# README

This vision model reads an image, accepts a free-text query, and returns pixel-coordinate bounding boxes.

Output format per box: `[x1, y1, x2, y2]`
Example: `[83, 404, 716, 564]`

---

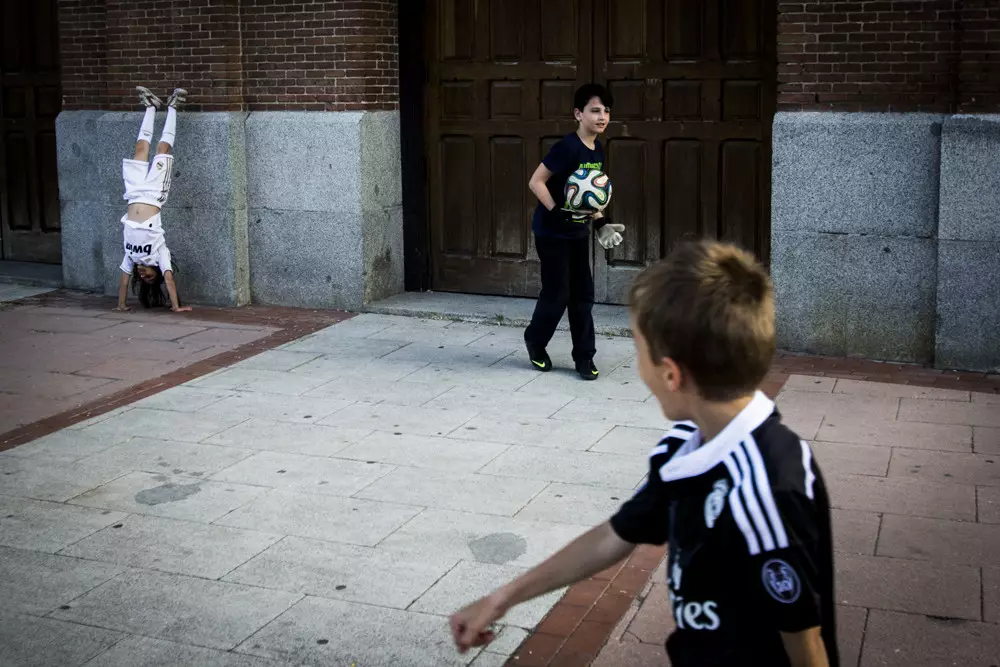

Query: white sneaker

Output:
[167, 88, 188, 109]
[136, 86, 163, 109]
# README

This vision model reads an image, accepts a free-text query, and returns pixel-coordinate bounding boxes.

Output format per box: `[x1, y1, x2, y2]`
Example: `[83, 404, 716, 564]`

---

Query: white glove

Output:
[597, 223, 625, 249]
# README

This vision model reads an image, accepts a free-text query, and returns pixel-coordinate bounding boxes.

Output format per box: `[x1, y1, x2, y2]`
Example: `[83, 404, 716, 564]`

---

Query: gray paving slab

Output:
[130, 386, 236, 412]
[81, 636, 289, 667]
[411, 559, 566, 629]
[67, 471, 269, 523]
[353, 467, 549, 516]
[426, 385, 576, 418]
[0, 497, 127, 553]
[551, 396, 669, 429]
[450, 413, 615, 451]
[0, 547, 124, 615]
[60, 514, 280, 579]
[318, 401, 478, 436]
[382, 342, 511, 367]
[399, 363, 538, 391]
[79, 408, 246, 443]
[210, 451, 395, 497]
[305, 376, 454, 406]
[196, 392, 355, 424]
[1, 429, 129, 464]
[188, 368, 333, 396]
[514, 482, 636, 525]
[234, 596, 479, 666]
[479, 445, 646, 489]
[76, 437, 256, 478]
[378, 508, 589, 568]
[589, 425, 666, 457]
[223, 536, 460, 609]
[287, 355, 430, 382]
[214, 490, 423, 546]
[517, 367, 651, 402]
[336, 431, 510, 473]
[277, 335, 406, 358]
[228, 350, 322, 372]
[0, 455, 127, 502]
[51, 569, 302, 651]
[0, 612, 122, 667]
[204, 418, 369, 457]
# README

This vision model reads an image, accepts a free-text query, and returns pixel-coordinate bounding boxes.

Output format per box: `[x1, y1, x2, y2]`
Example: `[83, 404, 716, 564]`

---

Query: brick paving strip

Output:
[0, 290, 354, 451]
[507, 362, 1000, 667]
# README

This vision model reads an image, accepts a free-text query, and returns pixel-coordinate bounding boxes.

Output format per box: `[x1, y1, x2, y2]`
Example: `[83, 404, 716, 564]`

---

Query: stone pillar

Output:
[936, 115, 1000, 372]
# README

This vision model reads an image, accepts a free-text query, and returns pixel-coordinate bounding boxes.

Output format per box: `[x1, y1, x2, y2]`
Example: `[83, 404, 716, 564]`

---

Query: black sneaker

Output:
[576, 359, 599, 381]
[526, 344, 552, 372]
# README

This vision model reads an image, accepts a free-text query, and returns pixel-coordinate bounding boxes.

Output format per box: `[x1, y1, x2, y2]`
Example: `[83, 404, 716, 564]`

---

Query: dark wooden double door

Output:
[425, 0, 776, 304]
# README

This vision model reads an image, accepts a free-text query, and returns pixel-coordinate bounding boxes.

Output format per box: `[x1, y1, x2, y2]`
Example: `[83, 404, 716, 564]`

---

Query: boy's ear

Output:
[660, 357, 684, 393]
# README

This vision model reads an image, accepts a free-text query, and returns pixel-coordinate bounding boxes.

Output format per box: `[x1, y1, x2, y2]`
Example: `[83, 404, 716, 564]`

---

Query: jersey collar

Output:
[658, 390, 776, 483]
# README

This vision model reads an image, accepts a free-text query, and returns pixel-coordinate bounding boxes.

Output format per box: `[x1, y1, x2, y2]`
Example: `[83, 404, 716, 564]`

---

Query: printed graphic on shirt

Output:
[761, 559, 802, 604]
[126, 242, 154, 256]
[578, 161, 603, 170]
[704, 478, 729, 528]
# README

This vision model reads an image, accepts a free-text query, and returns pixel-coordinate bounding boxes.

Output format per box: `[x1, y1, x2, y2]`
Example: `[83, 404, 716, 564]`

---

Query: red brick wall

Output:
[778, 1, 1000, 113]
[57, 0, 399, 112]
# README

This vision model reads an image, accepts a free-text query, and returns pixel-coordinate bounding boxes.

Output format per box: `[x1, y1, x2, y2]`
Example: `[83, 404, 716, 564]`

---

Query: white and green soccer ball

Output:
[564, 168, 612, 213]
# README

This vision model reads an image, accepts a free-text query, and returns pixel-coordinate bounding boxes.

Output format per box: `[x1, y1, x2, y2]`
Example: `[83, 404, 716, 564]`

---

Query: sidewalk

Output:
[1, 296, 998, 666]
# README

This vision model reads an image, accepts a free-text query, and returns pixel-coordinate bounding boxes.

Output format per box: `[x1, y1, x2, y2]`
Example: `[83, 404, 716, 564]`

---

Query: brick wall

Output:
[57, 0, 399, 112]
[777, 0, 1000, 113]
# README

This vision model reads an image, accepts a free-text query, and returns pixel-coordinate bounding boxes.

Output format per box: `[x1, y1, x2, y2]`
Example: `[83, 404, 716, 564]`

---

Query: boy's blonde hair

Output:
[628, 239, 775, 401]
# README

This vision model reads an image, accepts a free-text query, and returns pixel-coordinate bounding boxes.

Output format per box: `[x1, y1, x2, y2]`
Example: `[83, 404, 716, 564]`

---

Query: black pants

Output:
[524, 234, 595, 362]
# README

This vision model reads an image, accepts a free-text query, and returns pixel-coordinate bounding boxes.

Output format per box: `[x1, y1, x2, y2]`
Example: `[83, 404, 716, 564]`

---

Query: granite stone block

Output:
[936, 240, 1000, 372]
[939, 114, 1000, 242]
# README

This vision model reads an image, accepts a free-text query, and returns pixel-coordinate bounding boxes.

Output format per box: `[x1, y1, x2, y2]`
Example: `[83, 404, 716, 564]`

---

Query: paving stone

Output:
[305, 377, 453, 406]
[832, 509, 881, 555]
[984, 566, 999, 624]
[68, 471, 268, 523]
[211, 451, 394, 496]
[450, 414, 614, 451]
[809, 440, 892, 476]
[279, 336, 406, 358]
[624, 582, 671, 645]
[592, 640, 670, 667]
[81, 636, 287, 667]
[378, 508, 589, 568]
[232, 596, 474, 666]
[0, 546, 124, 615]
[860, 609, 1000, 667]
[204, 418, 368, 457]
[101, 321, 209, 340]
[78, 437, 256, 478]
[898, 398, 1000, 427]
[0, 455, 127, 502]
[61, 513, 280, 579]
[515, 482, 636, 525]
[214, 490, 423, 546]
[972, 391, 1000, 405]
[318, 401, 478, 437]
[65, 406, 133, 430]
[836, 604, 868, 667]
[479, 445, 646, 489]
[382, 342, 511, 367]
[980, 485, 1000, 524]
[398, 364, 538, 391]
[517, 370, 651, 402]
[229, 349, 322, 372]
[776, 390, 902, 423]
[589, 425, 668, 457]
[1, 312, 120, 334]
[80, 407, 245, 443]
[816, 418, 973, 452]
[337, 431, 509, 474]
[0, 496, 127, 553]
[354, 466, 547, 516]
[175, 327, 272, 347]
[288, 356, 429, 382]
[2, 429, 129, 464]
[876, 513, 1000, 567]
[974, 426, 1000, 454]
[132, 386, 236, 412]
[412, 560, 565, 629]
[196, 392, 354, 425]
[369, 322, 491, 346]
[482, 626, 531, 657]
[312, 312, 395, 338]
[427, 386, 576, 419]
[551, 397, 669, 429]
[833, 379, 971, 401]
[75, 357, 190, 382]
[784, 374, 836, 392]
[835, 553, 980, 620]
[189, 368, 332, 396]
[888, 448, 1000, 487]
[826, 474, 976, 521]
[0, 612, 122, 667]
[51, 569, 301, 651]
[224, 536, 459, 609]
[470, 651, 512, 667]
[0, 368, 116, 398]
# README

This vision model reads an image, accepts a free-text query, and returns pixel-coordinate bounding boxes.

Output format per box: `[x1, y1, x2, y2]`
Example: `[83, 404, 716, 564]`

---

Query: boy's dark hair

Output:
[574, 83, 613, 112]
[628, 239, 775, 401]
[130, 260, 180, 309]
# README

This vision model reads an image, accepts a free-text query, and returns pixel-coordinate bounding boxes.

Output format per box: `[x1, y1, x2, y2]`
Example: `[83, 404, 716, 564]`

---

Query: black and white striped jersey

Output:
[610, 391, 838, 667]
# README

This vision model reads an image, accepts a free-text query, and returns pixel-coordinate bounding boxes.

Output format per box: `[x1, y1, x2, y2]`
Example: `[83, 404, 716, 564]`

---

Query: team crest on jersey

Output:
[155, 160, 164, 171]
[761, 559, 801, 603]
[703, 478, 729, 528]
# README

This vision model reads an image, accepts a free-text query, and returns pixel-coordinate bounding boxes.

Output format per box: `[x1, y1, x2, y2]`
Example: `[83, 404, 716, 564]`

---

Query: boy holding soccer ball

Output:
[524, 84, 625, 381]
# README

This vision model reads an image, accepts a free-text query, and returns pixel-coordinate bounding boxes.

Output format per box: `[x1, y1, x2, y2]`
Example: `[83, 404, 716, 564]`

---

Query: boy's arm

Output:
[114, 271, 131, 311]
[781, 627, 830, 667]
[450, 522, 634, 653]
[163, 271, 191, 312]
[528, 162, 557, 211]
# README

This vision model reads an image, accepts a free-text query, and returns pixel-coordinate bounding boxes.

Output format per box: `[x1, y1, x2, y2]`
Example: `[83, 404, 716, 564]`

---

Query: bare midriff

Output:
[127, 202, 160, 223]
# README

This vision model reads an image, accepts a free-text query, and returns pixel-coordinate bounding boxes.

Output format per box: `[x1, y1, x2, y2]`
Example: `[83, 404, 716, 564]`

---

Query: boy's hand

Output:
[597, 223, 625, 249]
[449, 593, 507, 653]
[171, 306, 193, 313]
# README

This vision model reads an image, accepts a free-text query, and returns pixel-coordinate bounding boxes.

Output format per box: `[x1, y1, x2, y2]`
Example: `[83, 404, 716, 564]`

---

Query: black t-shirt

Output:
[609, 392, 839, 667]
[532, 132, 604, 239]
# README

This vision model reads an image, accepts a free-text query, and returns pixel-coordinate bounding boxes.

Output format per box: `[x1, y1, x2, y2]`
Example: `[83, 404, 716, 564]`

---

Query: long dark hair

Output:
[130, 259, 181, 309]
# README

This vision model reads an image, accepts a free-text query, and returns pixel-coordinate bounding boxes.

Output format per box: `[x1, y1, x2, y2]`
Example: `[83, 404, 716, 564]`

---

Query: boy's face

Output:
[575, 96, 610, 135]
[631, 316, 692, 422]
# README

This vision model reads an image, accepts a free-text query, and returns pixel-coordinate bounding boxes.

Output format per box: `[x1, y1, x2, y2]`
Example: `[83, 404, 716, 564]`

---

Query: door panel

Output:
[1, 0, 62, 263]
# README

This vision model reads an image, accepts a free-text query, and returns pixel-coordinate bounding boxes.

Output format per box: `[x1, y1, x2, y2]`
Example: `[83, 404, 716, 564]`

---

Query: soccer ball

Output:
[564, 168, 612, 213]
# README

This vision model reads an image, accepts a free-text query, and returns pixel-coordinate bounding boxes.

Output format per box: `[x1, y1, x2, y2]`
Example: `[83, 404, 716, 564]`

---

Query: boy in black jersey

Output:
[524, 83, 625, 381]
[451, 240, 838, 667]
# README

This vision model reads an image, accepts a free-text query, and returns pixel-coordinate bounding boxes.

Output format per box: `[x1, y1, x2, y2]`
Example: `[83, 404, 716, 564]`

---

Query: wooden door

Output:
[425, 0, 593, 296]
[593, 0, 777, 303]
[423, 0, 775, 303]
[1, 0, 62, 264]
